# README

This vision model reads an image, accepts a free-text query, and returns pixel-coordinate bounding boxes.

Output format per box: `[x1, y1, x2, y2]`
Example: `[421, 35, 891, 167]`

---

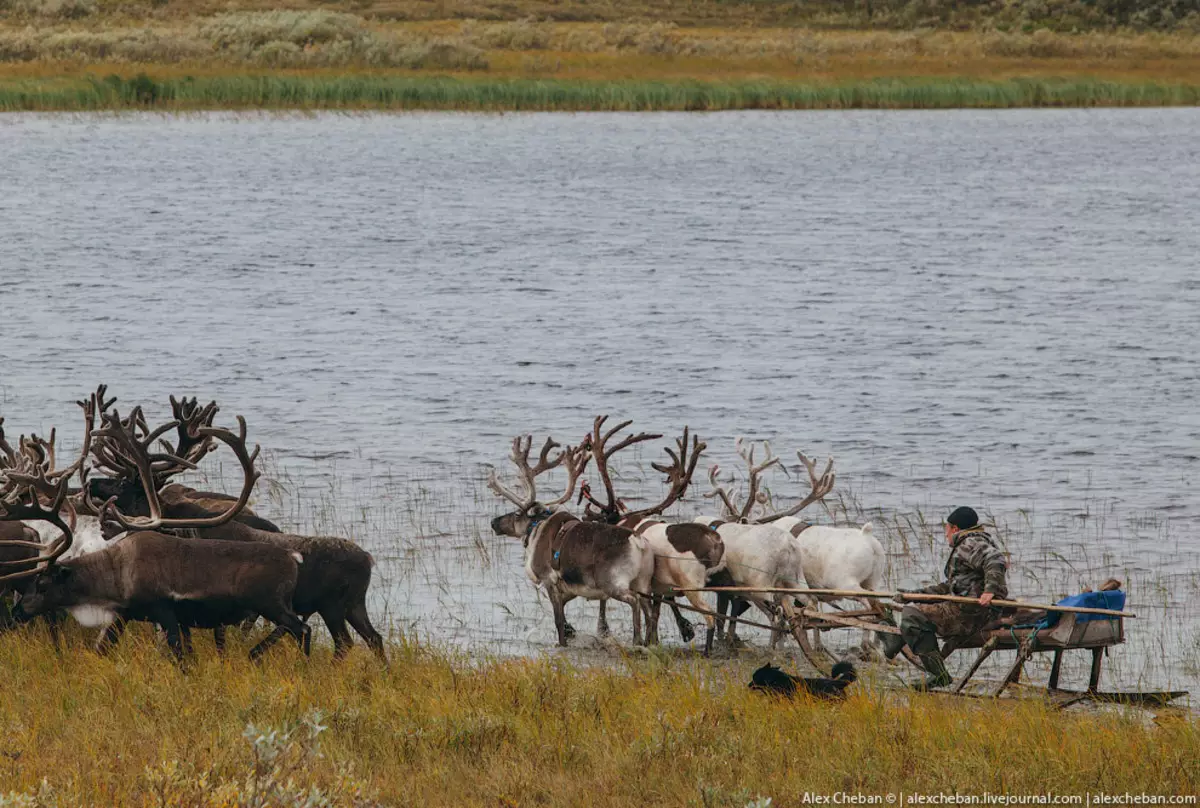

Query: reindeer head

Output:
[13, 566, 76, 619]
[488, 436, 588, 542]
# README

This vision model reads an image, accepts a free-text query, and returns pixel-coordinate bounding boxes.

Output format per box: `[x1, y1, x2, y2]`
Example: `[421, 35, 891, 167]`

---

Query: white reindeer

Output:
[754, 447, 888, 657]
[691, 516, 805, 648]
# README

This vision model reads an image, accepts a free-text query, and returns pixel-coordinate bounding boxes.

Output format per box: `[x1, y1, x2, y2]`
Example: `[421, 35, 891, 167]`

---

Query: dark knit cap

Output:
[946, 506, 979, 530]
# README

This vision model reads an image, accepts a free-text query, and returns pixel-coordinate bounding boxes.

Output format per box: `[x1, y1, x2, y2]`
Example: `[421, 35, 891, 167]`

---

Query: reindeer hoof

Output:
[563, 622, 577, 640]
[680, 623, 696, 643]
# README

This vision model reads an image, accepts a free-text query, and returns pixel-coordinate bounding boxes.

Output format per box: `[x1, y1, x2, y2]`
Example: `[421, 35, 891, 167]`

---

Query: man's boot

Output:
[913, 649, 953, 691]
[900, 606, 953, 690]
[875, 617, 907, 660]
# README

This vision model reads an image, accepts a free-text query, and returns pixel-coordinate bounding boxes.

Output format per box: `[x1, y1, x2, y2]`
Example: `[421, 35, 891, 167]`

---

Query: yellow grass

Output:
[0, 625, 1196, 805]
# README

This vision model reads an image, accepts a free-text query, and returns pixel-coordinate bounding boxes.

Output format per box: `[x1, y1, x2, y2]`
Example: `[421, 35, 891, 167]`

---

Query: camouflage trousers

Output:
[899, 602, 993, 654]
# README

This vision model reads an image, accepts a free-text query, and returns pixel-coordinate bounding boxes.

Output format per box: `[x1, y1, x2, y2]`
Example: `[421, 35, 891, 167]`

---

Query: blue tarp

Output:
[1025, 590, 1125, 629]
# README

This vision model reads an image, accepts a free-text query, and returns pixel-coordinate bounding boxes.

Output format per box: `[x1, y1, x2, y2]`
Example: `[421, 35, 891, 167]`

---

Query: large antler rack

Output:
[89, 393, 216, 489]
[91, 408, 262, 532]
[487, 435, 590, 512]
[0, 385, 110, 506]
[617, 427, 706, 522]
[0, 402, 100, 581]
[703, 438, 782, 523]
[754, 450, 836, 523]
[577, 416, 661, 523]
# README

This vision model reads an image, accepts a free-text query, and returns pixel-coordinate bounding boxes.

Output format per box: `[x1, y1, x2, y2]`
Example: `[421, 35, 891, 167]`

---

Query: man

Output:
[877, 506, 1008, 690]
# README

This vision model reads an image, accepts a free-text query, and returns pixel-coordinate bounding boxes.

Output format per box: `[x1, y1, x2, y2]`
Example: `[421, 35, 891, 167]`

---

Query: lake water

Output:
[1, 110, 1197, 697]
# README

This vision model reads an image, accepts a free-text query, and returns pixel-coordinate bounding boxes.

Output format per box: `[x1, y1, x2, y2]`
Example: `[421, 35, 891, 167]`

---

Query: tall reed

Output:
[1, 74, 1198, 111]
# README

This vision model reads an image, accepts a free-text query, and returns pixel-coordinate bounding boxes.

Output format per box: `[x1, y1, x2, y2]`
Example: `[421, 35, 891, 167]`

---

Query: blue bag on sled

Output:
[1030, 590, 1125, 629]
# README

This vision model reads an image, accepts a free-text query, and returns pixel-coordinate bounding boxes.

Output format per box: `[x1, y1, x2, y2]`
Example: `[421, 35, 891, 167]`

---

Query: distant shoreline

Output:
[3, 74, 1198, 112]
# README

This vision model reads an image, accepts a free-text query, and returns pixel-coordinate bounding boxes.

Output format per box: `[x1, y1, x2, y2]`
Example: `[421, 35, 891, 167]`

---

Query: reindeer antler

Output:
[0, 421, 82, 582]
[620, 427, 706, 521]
[582, 416, 661, 521]
[487, 435, 567, 512]
[701, 438, 782, 522]
[755, 450, 835, 523]
[91, 409, 261, 532]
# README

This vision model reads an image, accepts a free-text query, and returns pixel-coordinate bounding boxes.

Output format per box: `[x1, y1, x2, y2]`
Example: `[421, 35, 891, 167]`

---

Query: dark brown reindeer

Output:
[88, 403, 387, 664]
[0, 416, 311, 663]
[489, 434, 655, 647]
[577, 419, 725, 654]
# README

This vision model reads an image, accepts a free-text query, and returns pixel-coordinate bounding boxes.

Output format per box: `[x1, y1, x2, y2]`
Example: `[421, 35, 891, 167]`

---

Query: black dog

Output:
[749, 661, 857, 700]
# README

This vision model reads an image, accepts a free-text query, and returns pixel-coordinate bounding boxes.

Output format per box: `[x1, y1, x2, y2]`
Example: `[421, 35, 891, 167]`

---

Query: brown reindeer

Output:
[488, 434, 655, 647]
[577, 419, 725, 654]
[87, 403, 386, 664]
[0, 416, 310, 663]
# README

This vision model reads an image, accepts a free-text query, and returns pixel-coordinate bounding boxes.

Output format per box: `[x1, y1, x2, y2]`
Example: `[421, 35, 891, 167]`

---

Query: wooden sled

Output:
[942, 612, 1187, 707]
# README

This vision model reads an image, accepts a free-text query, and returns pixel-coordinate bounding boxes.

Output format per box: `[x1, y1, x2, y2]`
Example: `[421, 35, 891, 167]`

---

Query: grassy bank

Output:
[0, 8, 1198, 110]
[3, 73, 1199, 111]
[0, 628, 1196, 806]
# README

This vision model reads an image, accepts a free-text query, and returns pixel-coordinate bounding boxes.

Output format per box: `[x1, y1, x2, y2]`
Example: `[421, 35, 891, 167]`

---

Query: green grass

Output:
[3, 73, 1199, 111]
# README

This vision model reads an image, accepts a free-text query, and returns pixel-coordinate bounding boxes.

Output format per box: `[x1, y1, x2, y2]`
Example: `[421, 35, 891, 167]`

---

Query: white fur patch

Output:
[68, 604, 118, 628]
[290, 551, 304, 564]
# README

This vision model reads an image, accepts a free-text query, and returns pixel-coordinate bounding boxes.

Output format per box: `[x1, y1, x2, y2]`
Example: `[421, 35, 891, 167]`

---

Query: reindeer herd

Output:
[0, 386, 385, 665]
[0, 389, 884, 667]
[487, 417, 887, 658]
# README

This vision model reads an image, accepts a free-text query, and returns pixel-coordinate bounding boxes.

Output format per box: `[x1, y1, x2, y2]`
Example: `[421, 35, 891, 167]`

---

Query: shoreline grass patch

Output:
[1, 73, 1197, 111]
[0, 629, 1195, 805]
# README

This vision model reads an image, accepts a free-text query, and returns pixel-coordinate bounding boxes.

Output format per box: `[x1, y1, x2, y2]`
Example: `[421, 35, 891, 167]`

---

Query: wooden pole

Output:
[674, 587, 1134, 618]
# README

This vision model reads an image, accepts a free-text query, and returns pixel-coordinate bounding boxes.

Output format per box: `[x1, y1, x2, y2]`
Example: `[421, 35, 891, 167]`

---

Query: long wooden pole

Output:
[673, 587, 1135, 618]
[650, 594, 904, 636]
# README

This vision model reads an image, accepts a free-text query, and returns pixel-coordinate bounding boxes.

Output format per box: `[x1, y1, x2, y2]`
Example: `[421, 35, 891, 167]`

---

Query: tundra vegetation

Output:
[0, 0, 1198, 109]
[0, 392, 1197, 804]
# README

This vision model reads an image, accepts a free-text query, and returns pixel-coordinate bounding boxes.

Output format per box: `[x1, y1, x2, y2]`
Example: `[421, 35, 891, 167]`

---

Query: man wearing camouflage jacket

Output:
[878, 506, 1009, 690]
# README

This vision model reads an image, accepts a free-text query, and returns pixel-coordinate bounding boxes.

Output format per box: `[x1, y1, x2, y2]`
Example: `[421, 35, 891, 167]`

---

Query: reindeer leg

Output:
[346, 602, 387, 666]
[250, 627, 285, 660]
[666, 597, 695, 643]
[94, 616, 127, 656]
[321, 606, 353, 660]
[621, 593, 644, 646]
[151, 607, 186, 664]
[549, 589, 570, 647]
[46, 610, 65, 655]
[213, 626, 227, 656]
[681, 590, 715, 656]
[647, 596, 662, 645]
[594, 599, 609, 638]
[715, 593, 729, 639]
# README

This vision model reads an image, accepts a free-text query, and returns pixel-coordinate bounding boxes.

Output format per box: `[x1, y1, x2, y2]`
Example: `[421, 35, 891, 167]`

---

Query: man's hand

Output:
[979, 592, 995, 607]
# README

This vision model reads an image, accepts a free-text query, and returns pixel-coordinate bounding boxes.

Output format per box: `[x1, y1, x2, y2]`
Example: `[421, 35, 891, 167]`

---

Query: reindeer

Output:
[753, 447, 885, 658]
[697, 439, 808, 648]
[488, 433, 654, 647]
[576, 419, 725, 654]
[0, 415, 311, 663]
[85, 402, 387, 664]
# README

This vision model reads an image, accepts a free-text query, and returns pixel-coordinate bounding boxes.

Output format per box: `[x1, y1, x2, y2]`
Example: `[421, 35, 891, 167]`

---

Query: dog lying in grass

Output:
[749, 660, 857, 700]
